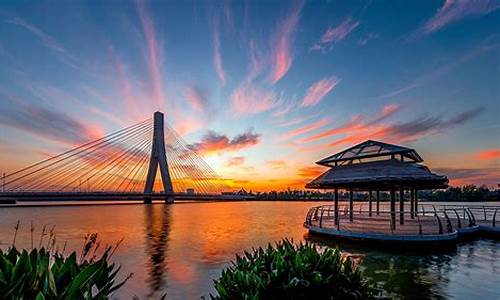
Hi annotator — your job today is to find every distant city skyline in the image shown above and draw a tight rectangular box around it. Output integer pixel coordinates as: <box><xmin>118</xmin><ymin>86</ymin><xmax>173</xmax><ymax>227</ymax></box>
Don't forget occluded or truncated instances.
<box><xmin>0</xmin><ymin>0</ymin><xmax>499</xmax><ymax>190</ymax></box>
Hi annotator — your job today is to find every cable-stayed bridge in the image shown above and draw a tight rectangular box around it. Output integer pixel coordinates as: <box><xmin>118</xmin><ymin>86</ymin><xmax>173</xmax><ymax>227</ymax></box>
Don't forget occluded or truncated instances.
<box><xmin>0</xmin><ymin>112</ymin><xmax>246</xmax><ymax>203</ymax></box>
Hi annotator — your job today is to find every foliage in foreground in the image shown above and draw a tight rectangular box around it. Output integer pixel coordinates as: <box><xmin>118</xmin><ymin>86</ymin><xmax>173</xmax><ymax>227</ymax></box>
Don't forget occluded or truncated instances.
<box><xmin>212</xmin><ymin>239</ymin><xmax>377</xmax><ymax>300</ymax></box>
<box><xmin>0</xmin><ymin>225</ymin><xmax>132</xmax><ymax>300</ymax></box>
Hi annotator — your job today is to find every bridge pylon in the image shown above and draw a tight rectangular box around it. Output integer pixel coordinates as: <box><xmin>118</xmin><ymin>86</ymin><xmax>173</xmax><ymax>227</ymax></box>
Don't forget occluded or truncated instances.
<box><xmin>144</xmin><ymin>111</ymin><xmax>174</xmax><ymax>204</ymax></box>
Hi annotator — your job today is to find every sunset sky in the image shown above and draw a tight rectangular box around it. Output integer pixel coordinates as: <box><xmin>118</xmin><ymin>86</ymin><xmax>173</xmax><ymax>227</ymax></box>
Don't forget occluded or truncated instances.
<box><xmin>0</xmin><ymin>0</ymin><xmax>499</xmax><ymax>191</ymax></box>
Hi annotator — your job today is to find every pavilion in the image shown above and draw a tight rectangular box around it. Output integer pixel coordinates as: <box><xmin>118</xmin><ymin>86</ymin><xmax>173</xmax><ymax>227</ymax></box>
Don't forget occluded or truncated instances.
<box><xmin>305</xmin><ymin>140</ymin><xmax>448</xmax><ymax>230</ymax></box>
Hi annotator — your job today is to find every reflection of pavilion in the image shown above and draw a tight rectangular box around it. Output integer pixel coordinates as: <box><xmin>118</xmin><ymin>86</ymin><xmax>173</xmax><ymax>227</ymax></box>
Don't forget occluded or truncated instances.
<box><xmin>144</xmin><ymin>204</ymin><xmax>171</xmax><ymax>298</ymax></box>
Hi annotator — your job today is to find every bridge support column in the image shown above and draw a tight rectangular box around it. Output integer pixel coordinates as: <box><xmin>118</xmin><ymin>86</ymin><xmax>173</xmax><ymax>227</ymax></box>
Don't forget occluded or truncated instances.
<box><xmin>144</xmin><ymin>111</ymin><xmax>174</xmax><ymax>204</ymax></box>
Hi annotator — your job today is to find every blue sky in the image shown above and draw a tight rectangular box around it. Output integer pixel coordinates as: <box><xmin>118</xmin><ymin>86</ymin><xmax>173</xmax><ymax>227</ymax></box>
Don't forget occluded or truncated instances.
<box><xmin>0</xmin><ymin>0</ymin><xmax>499</xmax><ymax>190</ymax></box>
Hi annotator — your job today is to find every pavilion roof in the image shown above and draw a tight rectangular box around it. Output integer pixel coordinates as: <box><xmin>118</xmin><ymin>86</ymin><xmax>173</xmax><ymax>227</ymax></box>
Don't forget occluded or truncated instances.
<box><xmin>306</xmin><ymin>159</ymin><xmax>448</xmax><ymax>190</ymax></box>
<box><xmin>316</xmin><ymin>140</ymin><xmax>423</xmax><ymax>167</ymax></box>
<box><xmin>307</xmin><ymin>140</ymin><xmax>448</xmax><ymax>190</ymax></box>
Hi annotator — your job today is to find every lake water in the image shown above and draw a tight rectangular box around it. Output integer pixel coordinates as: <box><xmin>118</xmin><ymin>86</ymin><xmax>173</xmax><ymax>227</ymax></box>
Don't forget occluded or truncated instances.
<box><xmin>0</xmin><ymin>201</ymin><xmax>499</xmax><ymax>299</ymax></box>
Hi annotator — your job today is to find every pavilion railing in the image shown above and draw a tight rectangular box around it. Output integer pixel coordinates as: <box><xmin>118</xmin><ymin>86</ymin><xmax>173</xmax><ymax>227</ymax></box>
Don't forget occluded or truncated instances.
<box><xmin>419</xmin><ymin>204</ymin><xmax>498</xmax><ymax>228</ymax></box>
<box><xmin>305</xmin><ymin>204</ymin><xmax>455</xmax><ymax>236</ymax></box>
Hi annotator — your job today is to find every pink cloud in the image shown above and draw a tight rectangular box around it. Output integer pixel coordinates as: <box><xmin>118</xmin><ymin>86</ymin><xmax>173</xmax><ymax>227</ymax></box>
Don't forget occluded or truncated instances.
<box><xmin>211</xmin><ymin>20</ymin><xmax>227</xmax><ymax>85</ymax></box>
<box><xmin>136</xmin><ymin>0</ymin><xmax>166</xmax><ymax>109</ymax></box>
<box><xmin>417</xmin><ymin>0</ymin><xmax>499</xmax><ymax>36</ymax></box>
<box><xmin>310</xmin><ymin>18</ymin><xmax>360</xmax><ymax>52</ymax></box>
<box><xmin>270</xmin><ymin>0</ymin><xmax>304</xmax><ymax>83</ymax></box>
<box><xmin>184</xmin><ymin>86</ymin><xmax>207</xmax><ymax>112</ymax></box>
<box><xmin>301</xmin><ymin>76</ymin><xmax>340</xmax><ymax>107</ymax></box>
<box><xmin>188</xmin><ymin>129</ymin><xmax>261</xmax><ymax>156</ymax></box>
<box><xmin>231</xmin><ymin>82</ymin><xmax>280</xmax><ymax>115</ymax></box>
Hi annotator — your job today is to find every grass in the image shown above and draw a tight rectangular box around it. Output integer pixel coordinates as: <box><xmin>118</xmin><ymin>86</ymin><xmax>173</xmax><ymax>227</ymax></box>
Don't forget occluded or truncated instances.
<box><xmin>0</xmin><ymin>221</ymin><xmax>132</xmax><ymax>299</ymax></box>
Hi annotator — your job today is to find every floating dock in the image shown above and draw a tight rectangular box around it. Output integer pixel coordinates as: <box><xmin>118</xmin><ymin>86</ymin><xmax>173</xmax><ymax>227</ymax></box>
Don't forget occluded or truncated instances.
<box><xmin>304</xmin><ymin>204</ymin><xmax>499</xmax><ymax>245</ymax></box>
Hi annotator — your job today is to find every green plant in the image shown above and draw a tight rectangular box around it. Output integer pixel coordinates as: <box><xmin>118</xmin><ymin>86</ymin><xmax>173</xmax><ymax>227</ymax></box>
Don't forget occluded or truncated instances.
<box><xmin>0</xmin><ymin>224</ymin><xmax>132</xmax><ymax>300</ymax></box>
<box><xmin>212</xmin><ymin>239</ymin><xmax>377</xmax><ymax>300</ymax></box>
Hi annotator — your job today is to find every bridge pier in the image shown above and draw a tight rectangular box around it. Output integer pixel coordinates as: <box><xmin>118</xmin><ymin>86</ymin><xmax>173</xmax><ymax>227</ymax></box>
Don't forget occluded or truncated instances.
<box><xmin>144</xmin><ymin>112</ymin><xmax>175</xmax><ymax>204</ymax></box>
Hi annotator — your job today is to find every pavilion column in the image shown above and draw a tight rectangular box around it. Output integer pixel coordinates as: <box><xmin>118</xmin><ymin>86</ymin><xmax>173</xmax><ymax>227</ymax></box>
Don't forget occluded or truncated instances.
<box><xmin>390</xmin><ymin>189</ymin><xmax>396</xmax><ymax>230</ymax></box>
<box><xmin>414</xmin><ymin>189</ymin><xmax>419</xmax><ymax>216</ymax></box>
<box><xmin>399</xmin><ymin>187</ymin><xmax>404</xmax><ymax>225</ymax></box>
<box><xmin>368</xmin><ymin>189</ymin><xmax>373</xmax><ymax>217</ymax></box>
<box><xmin>334</xmin><ymin>187</ymin><xmax>339</xmax><ymax>226</ymax></box>
<box><xmin>376</xmin><ymin>190</ymin><xmax>380</xmax><ymax>215</ymax></box>
<box><xmin>410</xmin><ymin>188</ymin><xmax>415</xmax><ymax>219</ymax></box>
<box><xmin>349</xmin><ymin>188</ymin><xmax>353</xmax><ymax>222</ymax></box>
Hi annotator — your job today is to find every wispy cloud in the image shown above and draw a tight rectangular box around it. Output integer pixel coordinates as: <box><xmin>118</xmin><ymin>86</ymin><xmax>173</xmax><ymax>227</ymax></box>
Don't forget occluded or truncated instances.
<box><xmin>301</xmin><ymin>76</ymin><xmax>340</xmax><ymax>107</ymax></box>
<box><xmin>226</xmin><ymin>156</ymin><xmax>246</xmax><ymax>167</ymax></box>
<box><xmin>0</xmin><ymin>91</ymin><xmax>102</xmax><ymax>145</ymax></box>
<box><xmin>210</xmin><ymin>13</ymin><xmax>227</xmax><ymax>85</ymax></box>
<box><xmin>358</xmin><ymin>32</ymin><xmax>379</xmax><ymax>46</ymax></box>
<box><xmin>184</xmin><ymin>86</ymin><xmax>208</xmax><ymax>112</ymax></box>
<box><xmin>434</xmin><ymin>167</ymin><xmax>499</xmax><ymax>187</ymax></box>
<box><xmin>376</xmin><ymin>38</ymin><xmax>500</xmax><ymax>99</ymax></box>
<box><xmin>231</xmin><ymin>82</ymin><xmax>280</xmax><ymax>115</ymax></box>
<box><xmin>297</xmin><ymin>165</ymin><xmax>326</xmax><ymax>178</ymax></box>
<box><xmin>136</xmin><ymin>0</ymin><xmax>166</xmax><ymax>109</ymax></box>
<box><xmin>415</xmin><ymin>0</ymin><xmax>500</xmax><ymax>37</ymax></box>
<box><xmin>310</xmin><ymin>18</ymin><xmax>360</xmax><ymax>52</ymax></box>
<box><xmin>279</xmin><ymin>118</ymin><xmax>330</xmax><ymax>141</ymax></box>
<box><xmin>5</xmin><ymin>16</ymin><xmax>80</xmax><ymax>69</ymax></box>
<box><xmin>267</xmin><ymin>160</ymin><xmax>286</xmax><ymax>169</ymax></box>
<box><xmin>328</xmin><ymin>107</ymin><xmax>484</xmax><ymax>147</ymax></box>
<box><xmin>188</xmin><ymin>128</ymin><xmax>261</xmax><ymax>156</ymax></box>
<box><xmin>270</xmin><ymin>0</ymin><xmax>304</xmax><ymax>83</ymax></box>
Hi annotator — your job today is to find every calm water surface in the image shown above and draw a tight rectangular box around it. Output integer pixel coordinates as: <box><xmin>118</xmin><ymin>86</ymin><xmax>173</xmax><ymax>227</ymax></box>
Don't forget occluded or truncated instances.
<box><xmin>0</xmin><ymin>201</ymin><xmax>499</xmax><ymax>299</ymax></box>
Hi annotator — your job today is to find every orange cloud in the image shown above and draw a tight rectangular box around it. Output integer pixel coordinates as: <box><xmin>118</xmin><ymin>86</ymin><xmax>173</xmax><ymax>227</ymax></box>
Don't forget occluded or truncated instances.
<box><xmin>475</xmin><ymin>149</ymin><xmax>500</xmax><ymax>160</ymax></box>
<box><xmin>301</xmin><ymin>76</ymin><xmax>340</xmax><ymax>107</ymax></box>
<box><xmin>188</xmin><ymin>129</ymin><xmax>260</xmax><ymax>156</ymax></box>
<box><xmin>279</xmin><ymin>118</ymin><xmax>330</xmax><ymax>141</ymax></box>
<box><xmin>266</xmin><ymin>160</ymin><xmax>286</xmax><ymax>169</ymax></box>
<box><xmin>297</xmin><ymin>165</ymin><xmax>327</xmax><ymax>178</ymax></box>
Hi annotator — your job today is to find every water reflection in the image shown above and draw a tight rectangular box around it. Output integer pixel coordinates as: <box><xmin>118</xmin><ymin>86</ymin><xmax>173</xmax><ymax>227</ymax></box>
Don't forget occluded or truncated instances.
<box><xmin>144</xmin><ymin>204</ymin><xmax>171</xmax><ymax>298</ymax></box>
<box><xmin>305</xmin><ymin>234</ymin><xmax>500</xmax><ymax>299</ymax></box>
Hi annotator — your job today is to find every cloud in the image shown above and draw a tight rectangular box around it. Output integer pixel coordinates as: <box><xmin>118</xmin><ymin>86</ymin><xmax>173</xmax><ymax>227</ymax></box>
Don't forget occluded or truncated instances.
<box><xmin>474</xmin><ymin>149</ymin><xmax>500</xmax><ymax>161</ymax></box>
<box><xmin>433</xmin><ymin>167</ymin><xmax>500</xmax><ymax>187</ymax></box>
<box><xmin>279</xmin><ymin>118</ymin><xmax>330</xmax><ymax>141</ymax></box>
<box><xmin>0</xmin><ymin>92</ymin><xmax>103</xmax><ymax>146</ymax></box>
<box><xmin>301</xmin><ymin>76</ymin><xmax>340</xmax><ymax>107</ymax></box>
<box><xmin>267</xmin><ymin>160</ymin><xmax>286</xmax><ymax>169</ymax></box>
<box><xmin>6</xmin><ymin>16</ymin><xmax>80</xmax><ymax>69</ymax></box>
<box><xmin>136</xmin><ymin>0</ymin><xmax>166</xmax><ymax>109</ymax></box>
<box><xmin>375</xmin><ymin>38</ymin><xmax>500</xmax><ymax>99</ymax></box>
<box><xmin>231</xmin><ymin>82</ymin><xmax>280</xmax><ymax>115</ymax></box>
<box><xmin>310</xmin><ymin>18</ymin><xmax>360</xmax><ymax>52</ymax></box>
<box><xmin>297</xmin><ymin>103</ymin><xmax>401</xmax><ymax>144</ymax></box>
<box><xmin>328</xmin><ymin>107</ymin><xmax>484</xmax><ymax>147</ymax></box>
<box><xmin>188</xmin><ymin>128</ymin><xmax>261</xmax><ymax>156</ymax></box>
<box><xmin>415</xmin><ymin>0</ymin><xmax>500</xmax><ymax>37</ymax></box>
<box><xmin>226</xmin><ymin>156</ymin><xmax>245</xmax><ymax>167</ymax></box>
<box><xmin>358</xmin><ymin>32</ymin><xmax>379</xmax><ymax>46</ymax></box>
<box><xmin>270</xmin><ymin>0</ymin><xmax>304</xmax><ymax>83</ymax></box>
<box><xmin>184</xmin><ymin>86</ymin><xmax>208</xmax><ymax>112</ymax></box>
<box><xmin>210</xmin><ymin>15</ymin><xmax>227</xmax><ymax>85</ymax></box>
<box><xmin>297</xmin><ymin>165</ymin><xmax>326</xmax><ymax>178</ymax></box>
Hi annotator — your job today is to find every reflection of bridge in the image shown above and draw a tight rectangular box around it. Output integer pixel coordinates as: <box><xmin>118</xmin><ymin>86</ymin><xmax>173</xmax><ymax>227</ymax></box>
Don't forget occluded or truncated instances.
<box><xmin>1</xmin><ymin>112</ymin><xmax>246</xmax><ymax>203</ymax></box>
